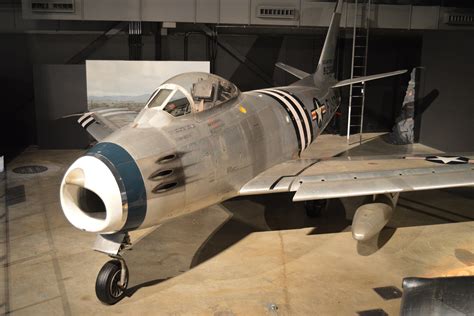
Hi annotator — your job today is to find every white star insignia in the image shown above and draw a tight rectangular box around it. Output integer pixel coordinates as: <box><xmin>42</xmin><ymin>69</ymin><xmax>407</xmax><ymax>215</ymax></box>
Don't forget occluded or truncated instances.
<box><xmin>426</xmin><ymin>156</ymin><xmax>469</xmax><ymax>164</ymax></box>
<box><xmin>314</xmin><ymin>103</ymin><xmax>326</xmax><ymax>125</ymax></box>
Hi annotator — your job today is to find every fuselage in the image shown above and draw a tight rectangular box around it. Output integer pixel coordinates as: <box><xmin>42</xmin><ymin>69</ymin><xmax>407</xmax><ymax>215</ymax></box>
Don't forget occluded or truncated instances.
<box><xmin>60</xmin><ymin>73</ymin><xmax>341</xmax><ymax>234</ymax></box>
<box><xmin>118</xmin><ymin>84</ymin><xmax>337</xmax><ymax>228</ymax></box>
<box><xmin>61</xmin><ymin>0</ymin><xmax>345</xmax><ymax>236</ymax></box>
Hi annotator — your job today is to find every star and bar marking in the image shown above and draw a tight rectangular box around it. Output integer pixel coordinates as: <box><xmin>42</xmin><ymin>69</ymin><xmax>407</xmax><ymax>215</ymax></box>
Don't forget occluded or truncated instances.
<box><xmin>404</xmin><ymin>155</ymin><xmax>472</xmax><ymax>165</ymax></box>
<box><xmin>311</xmin><ymin>97</ymin><xmax>326</xmax><ymax>126</ymax></box>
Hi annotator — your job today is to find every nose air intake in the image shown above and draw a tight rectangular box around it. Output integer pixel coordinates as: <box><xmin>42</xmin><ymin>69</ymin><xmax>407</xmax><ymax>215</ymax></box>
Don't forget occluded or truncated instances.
<box><xmin>76</xmin><ymin>187</ymin><xmax>107</xmax><ymax>219</ymax></box>
<box><xmin>60</xmin><ymin>157</ymin><xmax>126</xmax><ymax>233</ymax></box>
<box><xmin>60</xmin><ymin>142</ymin><xmax>147</xmax><ymax>233</ymax></box>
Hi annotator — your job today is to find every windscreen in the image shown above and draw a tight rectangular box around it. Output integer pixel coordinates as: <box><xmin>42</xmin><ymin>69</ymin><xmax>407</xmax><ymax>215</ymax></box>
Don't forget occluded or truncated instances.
<box><xmin>163</xmin><ymin>90</ymin><xmax>190</xmax><ymax>117</ymax></box>
<box><xmin>148</xmin><ymin>89</ymin><xmax>172</xmax><ymax>108</ymax></box>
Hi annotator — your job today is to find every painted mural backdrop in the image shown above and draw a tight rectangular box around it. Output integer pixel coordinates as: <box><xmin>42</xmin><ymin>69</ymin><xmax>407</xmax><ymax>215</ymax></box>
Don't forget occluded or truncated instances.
<box><xmin>86</xmin><ymin>60</ymin><xmax>210</xmax><ymax>112</ymax></box>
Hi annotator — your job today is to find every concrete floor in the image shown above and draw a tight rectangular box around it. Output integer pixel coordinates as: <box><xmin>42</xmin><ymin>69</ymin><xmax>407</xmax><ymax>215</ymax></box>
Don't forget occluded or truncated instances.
<box><xmin>1</xmin><ymin>135</ymin><xmax>473</xmax><ymax>315</ymax></box>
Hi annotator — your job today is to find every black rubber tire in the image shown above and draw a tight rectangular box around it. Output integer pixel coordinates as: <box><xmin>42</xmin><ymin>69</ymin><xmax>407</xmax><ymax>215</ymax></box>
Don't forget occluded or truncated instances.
<box><xmin>304</xmin><ymin>200</ymin><xmax>327</xmax><ymax>218</ymax></box>
<box><xmin>95</xmin><ymin>260</ymin><xmax>128</xmax><ymax>305</ymax></box>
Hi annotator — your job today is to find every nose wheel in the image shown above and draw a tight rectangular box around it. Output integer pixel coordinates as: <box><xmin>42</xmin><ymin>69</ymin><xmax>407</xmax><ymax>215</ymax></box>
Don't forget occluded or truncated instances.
<box><xmin>95</xmin><ymin>258</ymin><xmax>129</xmax><ymax>305</ymax></box>
<box><xmin>93</xmin><ymin>233</ymin><xmax>131</xmax><ymax>305</ymax></box>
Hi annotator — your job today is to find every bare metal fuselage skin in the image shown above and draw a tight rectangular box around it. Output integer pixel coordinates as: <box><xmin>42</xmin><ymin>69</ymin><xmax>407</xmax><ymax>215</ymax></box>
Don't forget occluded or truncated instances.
<box><xmin>57</xmin><ymin>0</ymin><xmax>417</xmax><ymax>305</ymax></box>
<box><xmin>104</xmin><ymin>83</ymin><xmax>340</xmax><ymax>231</ymax></box>
<box><xmin>61</xmin><ymin>0</ymin><xmax>344</xmax><ymax>236</ymax></box>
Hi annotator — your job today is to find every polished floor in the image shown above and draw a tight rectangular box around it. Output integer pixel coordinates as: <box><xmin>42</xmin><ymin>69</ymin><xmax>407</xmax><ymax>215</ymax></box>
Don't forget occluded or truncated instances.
<box><xmin>1</xmin><ymin>135</ymin><xmax>473</xmax><ymax>315</ymax></box>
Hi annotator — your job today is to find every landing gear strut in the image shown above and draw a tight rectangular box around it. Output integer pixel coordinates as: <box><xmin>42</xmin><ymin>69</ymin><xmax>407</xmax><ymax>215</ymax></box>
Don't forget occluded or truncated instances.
<box><xmin>93</xmin><ymin>233</ymin><xmax>131</xmax><ymax>305</ymax></box>
<box><xmin>304</xmin><ymin>199</ymin><xmax>327</xmax><ymax>218</ymax></box>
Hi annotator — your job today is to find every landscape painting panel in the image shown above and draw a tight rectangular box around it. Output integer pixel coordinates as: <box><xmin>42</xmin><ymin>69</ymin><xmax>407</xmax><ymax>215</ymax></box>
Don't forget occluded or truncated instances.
<box><xmin>86</xmin><ymin>60</ymin><xmax>210</xmax><ymax>112</ymax></box>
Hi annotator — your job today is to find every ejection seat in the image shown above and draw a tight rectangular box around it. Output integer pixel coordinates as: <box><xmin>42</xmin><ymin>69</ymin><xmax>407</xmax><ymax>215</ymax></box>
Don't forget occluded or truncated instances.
<box><xmin>191</xmin><ymin>77</ymin><xmax>220</xmax><ymax>113</ymax></box>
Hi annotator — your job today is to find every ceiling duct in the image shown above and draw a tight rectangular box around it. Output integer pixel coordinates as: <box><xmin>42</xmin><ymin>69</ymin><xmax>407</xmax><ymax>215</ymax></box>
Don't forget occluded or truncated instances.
<box><xmin>443</xmin><ymin>13</ymin><xmax>474</xmax><ymax>26</ymax></box>
<box><xmin>31</xmin><ymin>0</ymin><xmax>75</xmax><ymax>13</ymax></box>
<box><xmin>257</xmin><ymin>6</ymin><xmax>297</xmax><ymax>20</ymax></box>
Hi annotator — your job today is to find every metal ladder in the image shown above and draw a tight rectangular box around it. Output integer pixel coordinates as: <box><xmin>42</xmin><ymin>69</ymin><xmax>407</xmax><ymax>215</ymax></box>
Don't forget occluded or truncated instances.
<box><xmin>346</xmin><ymin>0</ymin><xmax>371</xmax><ymax>144</ymax></box>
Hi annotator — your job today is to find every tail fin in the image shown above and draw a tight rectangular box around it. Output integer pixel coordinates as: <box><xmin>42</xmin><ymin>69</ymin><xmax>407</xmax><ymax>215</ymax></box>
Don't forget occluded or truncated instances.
<box><xmin>313</xmin><ymin>0</ymin><xmax>343</xmax><ymax>86</ymax></box>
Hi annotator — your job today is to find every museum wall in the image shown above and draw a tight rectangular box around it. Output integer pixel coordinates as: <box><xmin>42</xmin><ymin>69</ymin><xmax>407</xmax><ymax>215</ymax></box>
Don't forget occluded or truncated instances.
<box><xmin>418</xmin><ymin>31</ymin><xmax>474</xmax><ymax>152</ymax></box>
<box><xmin>0</xmin><ymin>29</ymin><xmax>422</xmax><ymax>152</ymax></box>
<box><xmin>0</xmin><ymin>32</ymin><xmax>157</xmax><ymax>153</ymax></box>
<box><xmin>0</xmin><ymin>34</ymin><xmax>36</xmax><ymax>159</ymax></box>
<box><xmin>33</xmin><ymin>64</ymin><xmax>89</xmax><ymax>149</ymax></box>
<box><xmin>0</xmin><ymin>30</ymin><xmax>329</xmax><ymax>151</ymax></box>
<box><xmin>1</xmin><ymin>24</ymin><xmax>472</xmax><ymax>153</ymax></box>
<box><xmin>363</xmin><ymin>32</ymin><xmax>422</xmax><ymax>132</ymax></box>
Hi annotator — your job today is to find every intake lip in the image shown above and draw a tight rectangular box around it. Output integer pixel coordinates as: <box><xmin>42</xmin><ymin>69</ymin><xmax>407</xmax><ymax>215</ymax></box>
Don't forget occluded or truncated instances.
<box><xmin>60</xmin><ymin>155</ymin><xmax>127</xmax><ymax>233</ymax></box>
<box><xmin>60</xmin><ymin>142</ymin><xmax>147</xmax><ymax>234</ymax></box>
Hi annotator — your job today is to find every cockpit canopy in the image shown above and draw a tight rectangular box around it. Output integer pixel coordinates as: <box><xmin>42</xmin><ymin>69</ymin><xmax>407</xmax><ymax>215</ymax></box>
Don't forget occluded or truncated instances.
<box><xmin>146</xmin><ymin>72</ymin><xmax>239</xmax><ymax>117</ymax></box>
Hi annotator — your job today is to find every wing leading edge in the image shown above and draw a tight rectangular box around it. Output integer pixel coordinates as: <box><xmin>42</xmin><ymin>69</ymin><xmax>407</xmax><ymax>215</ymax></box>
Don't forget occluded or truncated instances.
<box><xmin>77</xmin><ymin>108</ymin><xmax>138</xmax><ymax>141</ymax></box>
<box><xmin>239</xmin><ymin>155</ymin><xmax>474</xmax><ymax>201</ymax></box>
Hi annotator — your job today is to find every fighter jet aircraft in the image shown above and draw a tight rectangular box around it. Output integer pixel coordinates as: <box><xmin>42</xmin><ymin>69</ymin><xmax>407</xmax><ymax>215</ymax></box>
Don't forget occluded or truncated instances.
<box><xmin>60</xmin><ymin>0</ymin><xmax>474</xmax><ymax>304</ymax></box>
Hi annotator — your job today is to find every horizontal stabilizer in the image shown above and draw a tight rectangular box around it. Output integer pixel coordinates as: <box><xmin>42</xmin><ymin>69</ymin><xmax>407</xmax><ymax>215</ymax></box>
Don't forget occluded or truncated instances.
<box><xmin>276</xmin><ymin>62</ymin><xmax>310</xmax><ymax>79</ymax></box>
<box><xmin>331</xmin><ymin>70</ymin><xmax>407</xmax><ymax>88</ymax></box>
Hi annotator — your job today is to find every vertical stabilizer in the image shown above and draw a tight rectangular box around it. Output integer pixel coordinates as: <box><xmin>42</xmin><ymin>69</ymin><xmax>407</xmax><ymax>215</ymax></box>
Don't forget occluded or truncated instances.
<box><xmin>313</xmin><ymin>0</ymin><xmax>343</xmax><ymax>86</ymax></box>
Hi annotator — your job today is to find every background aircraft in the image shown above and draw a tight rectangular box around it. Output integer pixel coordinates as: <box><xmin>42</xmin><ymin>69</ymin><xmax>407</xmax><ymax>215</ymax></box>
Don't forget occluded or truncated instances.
<box><xmin>60</xmin><ymin>0</ymin><xmax>474</xmax><ymax>305</ymax></box>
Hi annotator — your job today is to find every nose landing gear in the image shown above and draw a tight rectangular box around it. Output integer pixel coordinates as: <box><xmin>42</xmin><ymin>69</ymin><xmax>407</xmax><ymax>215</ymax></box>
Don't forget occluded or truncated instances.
<box><xmin>93</xmin><ymin>233</ymin><xmax>131</xmax><ymax>305</ymax></box>
<box><xmin>95</xmin><ymin>258</ymin><xmax>129</xmax><ymax>305</ymax></box>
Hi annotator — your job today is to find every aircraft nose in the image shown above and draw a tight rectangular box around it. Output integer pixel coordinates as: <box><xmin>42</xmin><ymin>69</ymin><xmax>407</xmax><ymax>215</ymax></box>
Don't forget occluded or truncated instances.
<box><xmin>60</xmin><ymin>142</ymin><xmax>147</xmax><ymax>233</ymax></box>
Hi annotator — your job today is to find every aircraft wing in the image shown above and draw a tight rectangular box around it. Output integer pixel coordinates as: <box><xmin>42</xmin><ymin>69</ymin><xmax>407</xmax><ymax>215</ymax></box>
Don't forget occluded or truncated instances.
<box><xmin>239</xmin><ymin>154</ymin><xmax>474</xmax><ymax>200</ymax></box>
<box><xmin>77</xmin><ymin>108</ymin><xmax>138</xmax><ymax>141</ymax></box>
